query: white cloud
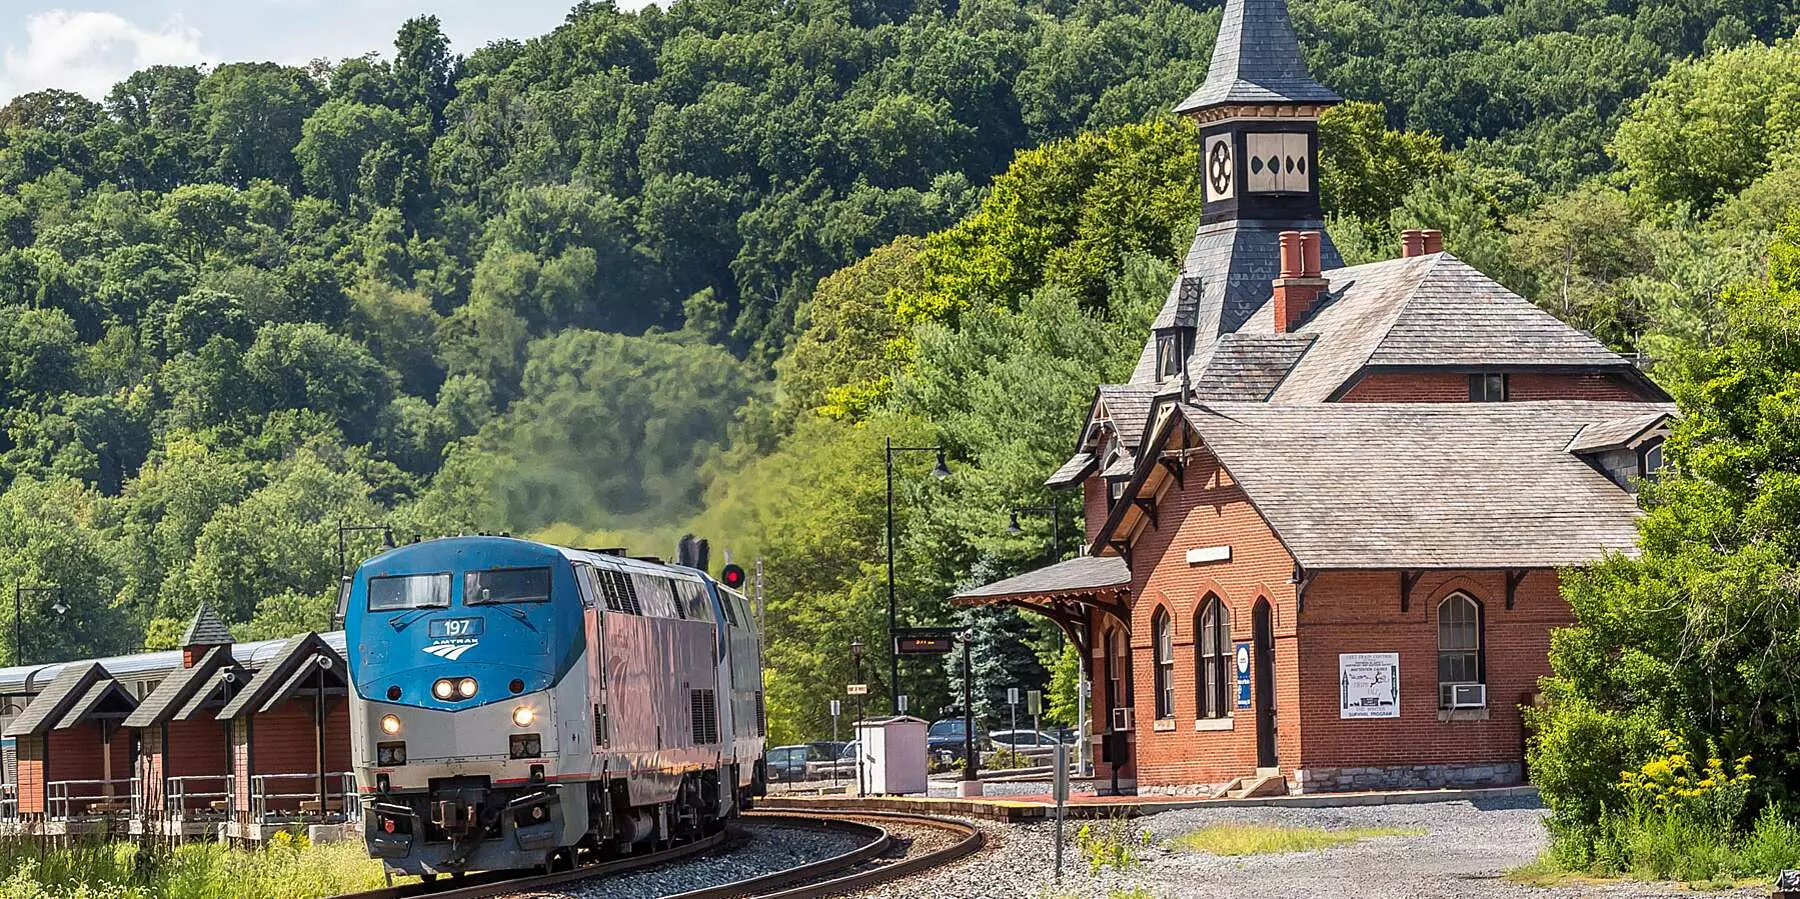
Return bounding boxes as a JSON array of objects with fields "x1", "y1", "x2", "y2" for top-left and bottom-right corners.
[{"x1": 0, "y1": 10, "x2": 212, "y2": 103}]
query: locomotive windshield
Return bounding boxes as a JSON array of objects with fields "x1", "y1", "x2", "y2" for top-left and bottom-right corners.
[
  {"x1": 368, "y1": 573, "x2": 452, "y2": 611},
  {"x1": 466, "y1": 567, "x2": 552, "y2": 604}
]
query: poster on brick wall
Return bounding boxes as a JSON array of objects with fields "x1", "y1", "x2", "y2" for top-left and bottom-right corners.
[{"x1": 1339, "y1": 652, "x2": 1400, "y2": 719}]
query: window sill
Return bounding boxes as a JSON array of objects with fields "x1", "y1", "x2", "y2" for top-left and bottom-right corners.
[
  {"x1": 1194, "y1": 717, "x2": 1234, "y2": 732},
  {"x1": 1437, "y1": 707, "x2": 1490, "y2": 722},
  {"x1": 1152, "y1": 718, "x2": 1177, "y2": 732}
]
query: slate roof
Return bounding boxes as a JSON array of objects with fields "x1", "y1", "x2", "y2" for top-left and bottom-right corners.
[
  {"x1": 1566, "y1": 411, "x2": 1673, "y2": 453},
  {"x1": 218, "y1": 633, "x2": 344, "y2": 720},
  {"x1": 1101, "y1": 454, "x2": 1136, "y2": 478},
  {"x1": 123, "y1": 645, "x2": 243, "y2": 729},
  {"x1": 1190, "y1": 333, "x2": 1315, "y2": 401},
  {"x1": 5, "y1": 663, "x2": 106, "y2": 736},
  {"x1": 1174, "y1": 0, "x2": 1341, "y2": 113},
  {"x1": 1097, "y1": 385, "x2": 1157, "y2": 450},
  {"x1": 1151, "y1": 275, "x2": 1204, "y2": 330},
  {"x1": 1226, "y1": 253, "x2": 1652, "y2": 402},
  {"x1": 1045, "y1": 452, "x2": 1096, "y2": 489},
  {"x1": 1158, "y1": 401, "x2": 1674, "y2": 569},
  {"x1": 955, "y1": 555, "x2": 1131, "y2": 602},
  {"x1": 61, "y1": 679, "x2": 136, "y2": 727},
  {"x1": 1132, "y1": 219, "x2": 1344, "y2": 384},
  {"x1": 181, "y1": 603, "x2": 233, "y2": 648}
]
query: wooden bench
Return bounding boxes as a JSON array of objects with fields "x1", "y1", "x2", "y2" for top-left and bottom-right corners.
[{"x1": 296, "y1": 798, "x2": 345, "y2": 815}]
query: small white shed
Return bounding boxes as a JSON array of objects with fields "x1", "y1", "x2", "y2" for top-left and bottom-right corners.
[{"x1": 854, "y1": 715, "x2": 929, "y2": 795}]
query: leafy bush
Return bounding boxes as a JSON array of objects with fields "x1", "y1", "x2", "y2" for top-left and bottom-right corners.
[
  {"x1": 983, "y1": 748, "x2": 1035, "y2": 770},
  {"x1": 1076, "y1": 817, "x2": 1151, "y2": 874}
]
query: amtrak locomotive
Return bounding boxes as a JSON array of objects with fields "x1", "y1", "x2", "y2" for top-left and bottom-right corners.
[{"x1": 343, "y1": 536, "x2": 766, "y2": 876}]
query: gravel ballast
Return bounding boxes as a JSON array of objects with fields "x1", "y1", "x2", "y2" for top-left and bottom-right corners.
[
  {"x1": 853, "y1": 797, "x2": 1767, "y2": 899},
  {"x1": 506, "y1": 820, "x2": 870, "y2": 899}
]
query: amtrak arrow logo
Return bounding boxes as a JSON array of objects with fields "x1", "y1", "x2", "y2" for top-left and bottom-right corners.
[{"x1": 423, "y1": 642, "x2": 476, "y2": 661}]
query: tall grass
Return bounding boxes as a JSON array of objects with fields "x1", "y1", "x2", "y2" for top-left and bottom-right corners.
[
  {"x1": 1172, "y1": 823, "x2": 1424, "y2": 856},
  {"x1": 0, "y1": 833, "x2": 395, "y2": 899},
  {"x1": 1543, "y1": 805, "x2": 1800, "y2": 885}
]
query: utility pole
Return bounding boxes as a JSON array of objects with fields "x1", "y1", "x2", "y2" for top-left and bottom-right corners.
[{"x1": 884, "y1": 438, "x2": 949, "y2": 715}]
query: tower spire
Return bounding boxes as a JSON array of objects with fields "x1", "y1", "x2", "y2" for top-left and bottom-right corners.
[{"x1": 1174, "y1": 0, "x2": 1339, "y2": 115}]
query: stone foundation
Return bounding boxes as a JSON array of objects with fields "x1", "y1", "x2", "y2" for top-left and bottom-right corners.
[
  {"x1": 1137, "y1": 781, "x2": 1224, "y2": 797},
  {"x1": 1292, "y1": 761, "x2": 1521, "y2": 794}
]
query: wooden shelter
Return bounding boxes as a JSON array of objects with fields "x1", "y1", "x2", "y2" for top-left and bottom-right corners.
[
  {"x1": 123, "y1": 605, "x2": 244, "y2": 833},
  {"x1": 2, "y1": 663, "x2": 138, "y2": 822},
  {"x1": 216, "y1": 633, "x2": 351, "y2": 835}
]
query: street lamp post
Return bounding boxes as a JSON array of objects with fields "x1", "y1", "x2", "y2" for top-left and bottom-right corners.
[
  {"x1": 850, "y1": 640, "x2": 866, "y2": 796},
  {"x1": 337, "y1": 522, "x2": 397, "y2": 576},
  {"x1": 959, "y1": 632, "x2": 981, "y2": 797},
  {"x1": 884, "y1": 438, "x2": 949, "y2": 715},
  {"x1": 12, "y1": 584, "x2": 65, "y2": 667}
]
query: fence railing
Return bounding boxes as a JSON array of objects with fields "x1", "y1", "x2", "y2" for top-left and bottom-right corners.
[
  {"x1": 46, "y1": 778, "x2": 136, "y2": 820},
  {"x1": 249, "y1": 772, "x2": 357, "y2": 823},
  {"x1": 164, "y1": 774, "x2": 233, "y2": 821}
]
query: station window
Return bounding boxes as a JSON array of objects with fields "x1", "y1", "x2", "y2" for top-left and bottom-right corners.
[
  {"x1": 1152, "y1": 609, "x2": 1174, "y2": 719},
  {"x1": 1468, "y1": 373, "x2": 1507, "y2": 402},
  {"x1": 1195, "y1": 596, "x2": 1232, "y2": 719},
  {"x1": 1437, "y1": 593, "x2": 1485, "y2": 708}
]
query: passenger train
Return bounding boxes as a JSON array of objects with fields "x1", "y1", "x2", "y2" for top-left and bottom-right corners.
[{"x1": 342, "y1": 536, "x2": 766, "y2": 876}]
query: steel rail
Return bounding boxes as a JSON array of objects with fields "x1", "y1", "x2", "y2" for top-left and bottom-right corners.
[
  {"x1": 675, "y1": 809, "x2": 984, "y2": 899},
  {"x1": 324, "y1": 809, "x2": 979, "y2": 899},
  {"x1": 327, "y1": 827, "x2": 735, "y2": 899}
]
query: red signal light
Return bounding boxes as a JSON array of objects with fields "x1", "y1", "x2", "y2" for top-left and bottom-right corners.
[{"x1": 721, "y1": 564, "x2": 746, "y2": 589}]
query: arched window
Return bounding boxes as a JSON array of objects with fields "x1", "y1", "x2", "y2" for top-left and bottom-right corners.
[
  {"x1": 1152, "y1": 610, "x2": 1174, "y2": 719},
  {"x1": 1437, "y1": 593, "x2": 1484, "y2": 708},
  {"x1": 1195, "y1": 596, "x2": 1232, "y2": 719}
]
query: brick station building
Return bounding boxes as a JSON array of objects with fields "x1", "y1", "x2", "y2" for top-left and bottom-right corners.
[{"x1": 956, "y1": 0, "x2": 1674, "y2": 795}]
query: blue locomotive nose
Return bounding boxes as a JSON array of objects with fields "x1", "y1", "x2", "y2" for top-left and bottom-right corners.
[{"x1": 346, "y1": 538, "x2": 584, "y2": 709}]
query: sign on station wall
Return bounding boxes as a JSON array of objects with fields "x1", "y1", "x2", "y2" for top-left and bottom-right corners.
[{"x1": 1339, "y1": 652, "x2": 1400, "y2": 719}]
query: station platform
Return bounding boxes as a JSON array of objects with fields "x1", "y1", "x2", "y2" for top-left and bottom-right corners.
[{"x1": 756, "y1": 784, "x2": 1540, "y2": 823}]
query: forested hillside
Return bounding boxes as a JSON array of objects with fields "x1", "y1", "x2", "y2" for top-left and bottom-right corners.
[{"x1": 1, "y1": 0, "x2": 1798, "y2": 739}]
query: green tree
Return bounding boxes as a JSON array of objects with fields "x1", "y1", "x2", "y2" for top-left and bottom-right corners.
[
  {"x1": 194, "y1": 62, "x2": 322, "y2": 187},
  {"x1": 295, "y1": 99, "x2": 410, "y2": 208},
  {"x1": 1531, "y1": 225, "x2": 1800, "y2": 853}
]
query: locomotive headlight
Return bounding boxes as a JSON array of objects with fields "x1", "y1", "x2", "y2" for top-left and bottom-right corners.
[
  {"x1": 380, "y1": 714, "x2": 401, "y2": 735},
  {"x1": 512, "y1": 705, "x2": 536, "y2": 728},
  {"x1": 432, "y1": 679, "x2": 454, "y2": 700},
  {"x1": 457, "y1": 677, "x2": 478, "y2": 698}
]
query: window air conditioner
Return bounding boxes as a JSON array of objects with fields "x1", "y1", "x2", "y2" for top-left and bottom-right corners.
[
  {"x1": 1111, "y1": 708, "x2": 1134, "y2": 732},
  {"x1": 1443, "y1": 683, "x2": 1486, "y2": 709}
]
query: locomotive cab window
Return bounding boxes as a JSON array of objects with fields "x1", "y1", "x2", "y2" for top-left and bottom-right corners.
[
  {"x1": 368, "y1": 573, "x2": 452, "y2": 611},
  {"x1": 676, "y1": 580, "x2": 714, "y2": 622},
  {"x1": 465, "y1": 567, "x2": 551, "y2": 604}
]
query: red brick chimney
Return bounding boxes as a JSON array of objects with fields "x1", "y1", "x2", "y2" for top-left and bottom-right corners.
[
  {"x1": 1401, "y1": 228, "x2": 1427, "y2": 258},
  {"x1": 1273, "y1": 230, "x2": 1328, "y2": 333},
  {"x1": 1421, "y1": 228, "x2": 1444, "y2": 254}
]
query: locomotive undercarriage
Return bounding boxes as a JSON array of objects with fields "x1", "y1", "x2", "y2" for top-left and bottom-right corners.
[{"x1": 364, "y1": 767, "x2": 736, "y2": 876}]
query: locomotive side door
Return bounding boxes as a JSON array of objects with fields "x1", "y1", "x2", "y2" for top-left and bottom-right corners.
[{"x1": 576, "y1": 565, "x2": 608, "y2": 762}]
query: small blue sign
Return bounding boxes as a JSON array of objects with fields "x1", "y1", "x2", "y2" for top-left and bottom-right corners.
[
  {"x1": 1234, "y1": 641, "x2": 1253, "y2": 709},
  {"x1": 428, "y1": 617, "x2": 485, "y2": 639}
]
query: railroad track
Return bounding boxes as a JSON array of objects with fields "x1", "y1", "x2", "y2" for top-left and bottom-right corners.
[{"x1": 326, "y1": 809, "x2": 981, "y2": 899}]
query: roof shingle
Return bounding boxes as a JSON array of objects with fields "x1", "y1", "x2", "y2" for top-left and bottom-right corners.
[
  {"x1": 1163, "y1": 401, "x2": 1674, "y2": 569},
  {"x1": 1174, "y1": 0, "x2": 1341, "y2": 112},
  {"x1": 954, "y1": 555, "x2": 1131, "y2": 602}
]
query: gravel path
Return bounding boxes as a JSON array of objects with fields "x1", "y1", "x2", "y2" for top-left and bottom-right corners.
[
  {"x1": 506, "y1": 821, "x2": 869, "y2": 899},
  {"x1": 853, "y1": 797, "x2": 1765, "y2": 899}
]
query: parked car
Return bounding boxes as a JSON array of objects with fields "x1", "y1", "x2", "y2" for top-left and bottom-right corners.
[
  {"x1": 765, "y1": 744, "x2": 812, "y2": 782},
  {"x1": 768, "y1": 743, "x2": 847, "y2": 782},
  {"x1": 927, "y1": 718, "x2": 990, "y2": 760},
  {"x1": 988, "y1": 729, "x2": 1066, "y2": 752}
]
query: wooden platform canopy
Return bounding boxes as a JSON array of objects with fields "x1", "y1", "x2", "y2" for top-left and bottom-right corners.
[
  {"x1": 3, "y1": 662, "x2": 138, "y2": 819},
  {"x1": 216, "y1": 633, "x2": 352, "y2": 825}
]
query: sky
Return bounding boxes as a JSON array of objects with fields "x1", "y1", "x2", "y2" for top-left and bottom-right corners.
[{"x1": 0, "y1": 2, "x2": 651, "y2": 103}]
